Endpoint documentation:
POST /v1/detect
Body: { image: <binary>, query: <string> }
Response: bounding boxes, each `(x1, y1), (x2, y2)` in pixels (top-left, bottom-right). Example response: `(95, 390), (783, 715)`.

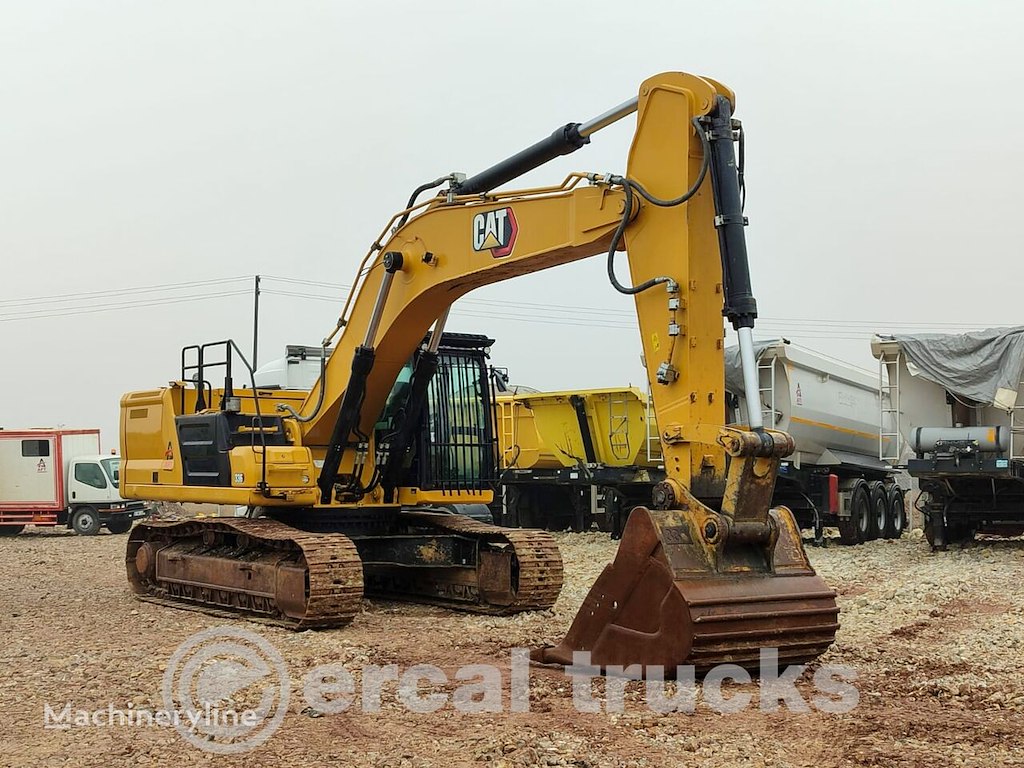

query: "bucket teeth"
(533, 506), (838, 675)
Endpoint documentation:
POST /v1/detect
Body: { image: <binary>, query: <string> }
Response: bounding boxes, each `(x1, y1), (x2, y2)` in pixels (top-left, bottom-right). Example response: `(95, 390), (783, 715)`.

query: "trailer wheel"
(106, 517), (133, 534)
(71, 507), (101, 536)
(0, 525), (25, 536)
(867, 482), (889, 541)
(924, 513), (946, 551)
(947, 521), (977, 545)
(885, 487), (907, 539)
(839, 482), (870, 544)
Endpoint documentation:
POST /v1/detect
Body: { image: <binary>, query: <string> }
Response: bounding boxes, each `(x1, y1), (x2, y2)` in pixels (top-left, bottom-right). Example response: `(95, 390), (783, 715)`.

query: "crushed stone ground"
(1, 526), (1022, 767)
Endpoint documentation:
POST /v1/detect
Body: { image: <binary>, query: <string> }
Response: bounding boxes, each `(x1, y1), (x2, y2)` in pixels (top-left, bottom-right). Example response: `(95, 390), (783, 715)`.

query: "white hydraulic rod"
(737, 326), (764, 431)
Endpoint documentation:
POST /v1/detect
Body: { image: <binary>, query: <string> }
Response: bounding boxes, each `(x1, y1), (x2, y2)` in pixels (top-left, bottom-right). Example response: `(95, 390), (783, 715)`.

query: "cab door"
(67, 460), (116, 505)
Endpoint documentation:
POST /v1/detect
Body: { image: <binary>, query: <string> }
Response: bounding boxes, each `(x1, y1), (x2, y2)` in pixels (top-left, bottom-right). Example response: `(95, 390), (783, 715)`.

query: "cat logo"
(472, 207), (518, 259)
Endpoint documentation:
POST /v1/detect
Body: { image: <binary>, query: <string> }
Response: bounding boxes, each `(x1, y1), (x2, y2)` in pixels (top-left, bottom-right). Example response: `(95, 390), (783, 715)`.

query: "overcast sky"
(2, 0), (1021, 447)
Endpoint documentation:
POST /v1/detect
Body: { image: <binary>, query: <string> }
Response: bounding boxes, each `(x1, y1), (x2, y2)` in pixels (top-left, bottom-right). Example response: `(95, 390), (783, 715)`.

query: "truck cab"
(64, 454), (150, 535)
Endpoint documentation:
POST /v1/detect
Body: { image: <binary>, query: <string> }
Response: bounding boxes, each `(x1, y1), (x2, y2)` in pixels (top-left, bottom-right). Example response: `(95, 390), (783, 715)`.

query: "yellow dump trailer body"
(497, 387), (659, 470)
(494, 395), (562, 470)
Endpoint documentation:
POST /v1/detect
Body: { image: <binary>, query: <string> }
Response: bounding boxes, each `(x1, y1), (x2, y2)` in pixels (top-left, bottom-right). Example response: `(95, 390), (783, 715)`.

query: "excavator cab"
(376, 333), (499, 500)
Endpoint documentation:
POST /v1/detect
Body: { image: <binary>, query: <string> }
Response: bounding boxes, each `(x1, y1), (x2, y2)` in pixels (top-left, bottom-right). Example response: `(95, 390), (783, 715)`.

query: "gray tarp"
(724, 338), (785, 395)
(885, 326), (1024, 410)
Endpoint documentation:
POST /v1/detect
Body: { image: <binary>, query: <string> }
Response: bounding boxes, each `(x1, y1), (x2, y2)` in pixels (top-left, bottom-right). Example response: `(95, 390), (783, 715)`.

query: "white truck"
(0, 428), (149, 536)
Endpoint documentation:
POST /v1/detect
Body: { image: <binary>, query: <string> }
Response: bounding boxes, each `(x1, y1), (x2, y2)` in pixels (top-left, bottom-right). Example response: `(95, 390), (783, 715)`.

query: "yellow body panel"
(494, 396), (562, 470)
(497, 388), (658, 469)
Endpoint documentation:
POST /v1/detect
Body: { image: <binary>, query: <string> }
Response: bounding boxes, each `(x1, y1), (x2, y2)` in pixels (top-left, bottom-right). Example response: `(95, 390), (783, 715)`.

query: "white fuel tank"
(910, 426), (1009, 453)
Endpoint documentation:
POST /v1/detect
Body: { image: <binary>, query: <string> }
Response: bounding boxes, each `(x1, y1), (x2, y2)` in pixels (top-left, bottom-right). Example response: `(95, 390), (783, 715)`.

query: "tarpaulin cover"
(884, 327), (1024, 410)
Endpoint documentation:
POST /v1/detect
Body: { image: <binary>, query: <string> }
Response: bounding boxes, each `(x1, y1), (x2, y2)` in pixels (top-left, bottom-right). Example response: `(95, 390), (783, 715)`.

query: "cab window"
(101, 457), (120, 485)
(74, 462), (108, 489)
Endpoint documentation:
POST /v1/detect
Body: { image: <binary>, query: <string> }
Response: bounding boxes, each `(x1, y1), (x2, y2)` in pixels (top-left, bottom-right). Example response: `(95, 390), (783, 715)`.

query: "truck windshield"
(102, 457), (120, 486)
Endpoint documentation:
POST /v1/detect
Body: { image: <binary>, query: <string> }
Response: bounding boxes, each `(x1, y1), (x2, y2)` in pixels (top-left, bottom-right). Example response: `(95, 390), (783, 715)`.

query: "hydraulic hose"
(606, 116), (710, 295)
(394, 174), (458, 231)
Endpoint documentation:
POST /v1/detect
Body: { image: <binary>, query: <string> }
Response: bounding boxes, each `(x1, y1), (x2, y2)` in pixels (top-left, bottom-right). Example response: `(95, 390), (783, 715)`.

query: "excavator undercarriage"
(127, 510), (563, 628)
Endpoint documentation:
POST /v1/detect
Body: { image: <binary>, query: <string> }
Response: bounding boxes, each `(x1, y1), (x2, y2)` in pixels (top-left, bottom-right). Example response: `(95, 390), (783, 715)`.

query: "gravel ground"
(1, 525), (1022, 767)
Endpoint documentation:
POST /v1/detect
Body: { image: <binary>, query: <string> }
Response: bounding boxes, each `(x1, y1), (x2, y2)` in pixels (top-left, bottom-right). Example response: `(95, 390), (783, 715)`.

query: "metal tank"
(731, 341), (896, 470)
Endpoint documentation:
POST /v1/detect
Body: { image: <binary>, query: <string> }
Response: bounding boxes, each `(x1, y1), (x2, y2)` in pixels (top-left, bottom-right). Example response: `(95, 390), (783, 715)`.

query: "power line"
(0, 290), (251, 322)
(0, 272), (1014, 339)
(260, 275), (1014, 331)
(0, 276), (250, 307)
(260, 289), (639, 331)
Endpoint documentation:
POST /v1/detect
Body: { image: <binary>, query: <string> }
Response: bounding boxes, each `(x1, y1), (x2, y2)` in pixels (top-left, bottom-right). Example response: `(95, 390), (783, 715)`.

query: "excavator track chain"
(126, 518), (363, 629)
(360, 511), (564, 613)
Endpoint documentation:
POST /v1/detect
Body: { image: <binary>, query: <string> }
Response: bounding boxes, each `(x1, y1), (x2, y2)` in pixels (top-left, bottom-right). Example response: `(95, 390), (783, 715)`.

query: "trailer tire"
(106, 517), (133, 534)
(924, 513), (947, 551)
(867, 481), (888, 541)
(885, 487), (907, 539)
(839, 481), (870, 544)
(71, 507), (101, 536)
(0, 525), (25, 536)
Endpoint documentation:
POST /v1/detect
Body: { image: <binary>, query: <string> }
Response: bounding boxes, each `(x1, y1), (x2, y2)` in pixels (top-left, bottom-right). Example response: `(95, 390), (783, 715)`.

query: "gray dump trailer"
(872, 327), (1024, 549)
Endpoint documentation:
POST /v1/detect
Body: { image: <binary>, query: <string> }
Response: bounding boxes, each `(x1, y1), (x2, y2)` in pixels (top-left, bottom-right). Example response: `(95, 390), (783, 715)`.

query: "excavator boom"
(120, 72), (838, 673)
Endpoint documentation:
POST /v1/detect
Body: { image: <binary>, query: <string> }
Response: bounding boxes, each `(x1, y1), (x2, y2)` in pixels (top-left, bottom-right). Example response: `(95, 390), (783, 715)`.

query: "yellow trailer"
(497, 387), (658, 469)
(495, 387), (661, 531)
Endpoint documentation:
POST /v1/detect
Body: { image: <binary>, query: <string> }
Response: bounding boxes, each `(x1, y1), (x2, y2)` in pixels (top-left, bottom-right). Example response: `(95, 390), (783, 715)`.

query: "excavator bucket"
(533, 429), (839, 675)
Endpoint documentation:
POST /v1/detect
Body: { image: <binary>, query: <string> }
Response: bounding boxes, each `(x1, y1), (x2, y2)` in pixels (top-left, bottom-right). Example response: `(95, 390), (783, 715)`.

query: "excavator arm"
(302, 74), (753, 507)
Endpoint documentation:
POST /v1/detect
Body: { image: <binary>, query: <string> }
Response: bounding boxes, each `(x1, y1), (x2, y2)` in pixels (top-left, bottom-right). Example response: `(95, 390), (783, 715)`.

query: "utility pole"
(252, 274), (261, 369)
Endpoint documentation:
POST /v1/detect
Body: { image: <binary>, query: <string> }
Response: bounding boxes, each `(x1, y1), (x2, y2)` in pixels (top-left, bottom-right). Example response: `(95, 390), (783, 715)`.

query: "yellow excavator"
(120, 72), (838, 672)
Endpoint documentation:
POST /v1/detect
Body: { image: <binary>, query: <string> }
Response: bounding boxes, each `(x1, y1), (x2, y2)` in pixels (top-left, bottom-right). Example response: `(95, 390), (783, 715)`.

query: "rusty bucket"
(533, 429), (839, 675)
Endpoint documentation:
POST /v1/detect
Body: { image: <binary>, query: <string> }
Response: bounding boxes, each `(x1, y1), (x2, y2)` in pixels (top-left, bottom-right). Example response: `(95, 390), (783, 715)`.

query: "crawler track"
(127, 513), (563, 627)
(126, 518), (363, 629)
(358, 514), (565, 618)
(392, 511), (564, 612)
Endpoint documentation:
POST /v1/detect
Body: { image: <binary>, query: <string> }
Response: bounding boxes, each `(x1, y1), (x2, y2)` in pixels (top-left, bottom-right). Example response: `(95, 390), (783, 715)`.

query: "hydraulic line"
(605, 116), (711, 296)
(316, 252), (404, 502)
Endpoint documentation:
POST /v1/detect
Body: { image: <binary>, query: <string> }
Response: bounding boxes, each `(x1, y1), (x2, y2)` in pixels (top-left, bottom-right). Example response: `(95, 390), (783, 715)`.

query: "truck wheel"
(867, 481), (889, 541)
(885, 487), (907, 539)
(854, 482), (871, 543)
(925, 513), (947, 551)
(0, 525), (25, 536)
(71, 507), (101, 536)
(106, 517), (133, 534)
(838, 482), (870, 545)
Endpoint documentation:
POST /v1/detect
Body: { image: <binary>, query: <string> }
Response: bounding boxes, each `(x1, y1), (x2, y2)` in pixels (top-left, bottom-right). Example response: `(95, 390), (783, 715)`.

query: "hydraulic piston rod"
(705, 95), (764, 432)
(451, 97), (639, 196)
